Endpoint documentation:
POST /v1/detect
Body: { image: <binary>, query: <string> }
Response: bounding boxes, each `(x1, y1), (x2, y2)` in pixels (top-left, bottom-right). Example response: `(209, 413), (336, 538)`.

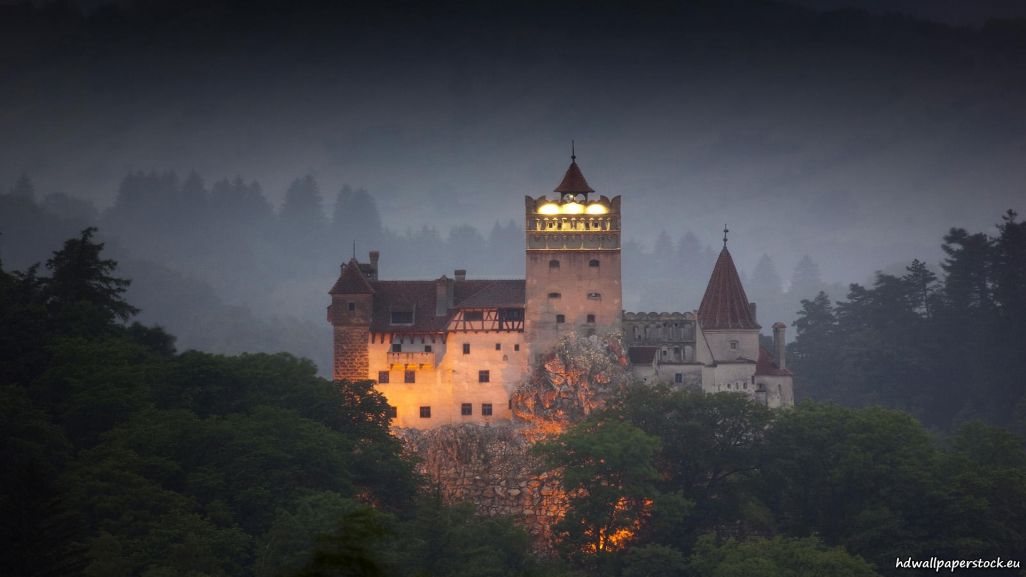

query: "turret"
(328, 257), (375, 381)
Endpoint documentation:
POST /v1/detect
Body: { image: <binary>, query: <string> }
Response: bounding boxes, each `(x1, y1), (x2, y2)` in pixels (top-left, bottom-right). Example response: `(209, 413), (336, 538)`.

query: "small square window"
(730, 341), (738, 350)
(463, 343), (471, 355)
(589, 259), (600, 267)
(347, 302), (356, 312)
(461, 403), (472, 416)
(387, 406), (397, 419)
(424, 345), (432, 353)
(479, 370), (490, 383)
(481, 403), (493, 416)
(556, 314), (566, 324)
(391, 343), (402, 353)
(549, 259), (560, 269)
(419, 406), (431, 418)
(586, 314), (596, 323)
(377, 371), (389, 383)
(514, 344), (520, 352)
(495, 343), (502, 351)
(675, 373), (683, 384)
(405, 370), (416, 383)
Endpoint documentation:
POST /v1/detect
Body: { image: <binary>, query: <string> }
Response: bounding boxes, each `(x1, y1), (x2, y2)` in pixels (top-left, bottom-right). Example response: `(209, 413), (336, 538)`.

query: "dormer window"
(390, 309), (414, 325)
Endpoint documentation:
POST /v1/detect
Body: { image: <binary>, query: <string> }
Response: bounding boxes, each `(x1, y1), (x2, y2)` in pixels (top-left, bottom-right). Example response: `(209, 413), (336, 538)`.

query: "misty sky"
(2, 0), (1024, 286)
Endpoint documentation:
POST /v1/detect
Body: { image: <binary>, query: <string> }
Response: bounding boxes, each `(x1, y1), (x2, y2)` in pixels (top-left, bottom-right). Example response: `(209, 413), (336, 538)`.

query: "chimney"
(454, 269), (467, 282)
(772, 322), (787, 370)
(435, 275), (454, 315)
(368, 251), (380, 281)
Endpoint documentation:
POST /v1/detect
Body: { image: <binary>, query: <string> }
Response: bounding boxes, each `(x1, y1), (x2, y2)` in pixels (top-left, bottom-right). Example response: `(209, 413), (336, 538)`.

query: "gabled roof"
(698, 246), (760, 330)
(755, 347), (792, 376)
(456, 280), (525, 308)
(367, 279), (527, 333)
(330, 258), (374, 295)
(554, 160), (595, 194)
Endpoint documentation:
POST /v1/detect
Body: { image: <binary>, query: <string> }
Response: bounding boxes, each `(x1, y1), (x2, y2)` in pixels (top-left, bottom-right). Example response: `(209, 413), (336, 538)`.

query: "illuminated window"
(479, 370), (490, 383)
(586, 314), (596, 323)
(482, 403), (493, 416)
(556, 314), (566, 324)
(461, 403), (472, 416)
(387, 406), (397, 418)
(463, 343), (471, 355)
(377, 371), (389, 383)
(419, 406), (431, 418)
(589, 259), (600, 267)
(405, 370), (416, 383)
(549, 259), (560, 269)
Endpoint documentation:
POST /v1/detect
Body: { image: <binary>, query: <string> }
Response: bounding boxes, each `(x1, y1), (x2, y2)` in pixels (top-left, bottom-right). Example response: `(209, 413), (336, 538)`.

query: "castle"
(328, 155), (793, 428)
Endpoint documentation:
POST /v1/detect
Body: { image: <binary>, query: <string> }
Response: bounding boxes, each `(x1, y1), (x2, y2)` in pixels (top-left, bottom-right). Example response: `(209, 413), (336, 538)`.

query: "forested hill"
(3, 228), (1026, 576)
(789, 210), (1026, 432)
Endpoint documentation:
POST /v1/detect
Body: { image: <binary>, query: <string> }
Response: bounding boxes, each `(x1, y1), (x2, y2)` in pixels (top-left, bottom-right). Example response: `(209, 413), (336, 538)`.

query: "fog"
(2, 0), (1023, 375)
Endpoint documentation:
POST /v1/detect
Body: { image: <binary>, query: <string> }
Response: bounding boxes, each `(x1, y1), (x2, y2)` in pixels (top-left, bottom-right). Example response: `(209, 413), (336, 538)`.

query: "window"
(419, 406), (431, 418)
(347, 302), (356, 312)
(405, 370), (416, 383)
(514, 344), (520, 351)
(464, 310), (484, 321)
(729, 340), (738, 351)
(549, 259), (560, 269)
(556, 314), (566, 324)
(661, 348), (668, 357)
(390, 310), (414, 325)
(462, 343), (471, 355)
(495, 343), (502, 351)
(587, 292), (601, 300)
(498, 308), (524, 323)
(586, 314), (596, 323)
(589, 259), (600, 267)
(675, 373), (683, 384)
(479, 370), (490, 383)
(482, 403), (493, 416)
(461, 403), (472, 416)
(508, 398), (513, 409)
(548, 292), (561, 299)
(391, 343), (402, 353)
(387, 406), (397, 419)
(377, 371), (389, 383)
(424, 345), (432, 353)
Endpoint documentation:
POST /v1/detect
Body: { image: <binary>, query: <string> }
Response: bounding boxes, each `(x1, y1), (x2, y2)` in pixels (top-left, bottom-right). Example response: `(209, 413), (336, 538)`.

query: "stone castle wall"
(332, 326), (369, 382)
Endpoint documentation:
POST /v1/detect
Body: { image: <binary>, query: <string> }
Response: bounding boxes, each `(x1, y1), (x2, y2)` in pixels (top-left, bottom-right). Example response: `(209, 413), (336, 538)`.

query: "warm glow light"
(539, 202), (560, 215)
(561, 202), (584, 214)
(585, 203), (608, 215)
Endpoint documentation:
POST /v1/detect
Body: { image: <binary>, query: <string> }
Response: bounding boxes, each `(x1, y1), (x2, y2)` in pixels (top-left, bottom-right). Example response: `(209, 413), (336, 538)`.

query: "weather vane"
(571, 139), (576, 162)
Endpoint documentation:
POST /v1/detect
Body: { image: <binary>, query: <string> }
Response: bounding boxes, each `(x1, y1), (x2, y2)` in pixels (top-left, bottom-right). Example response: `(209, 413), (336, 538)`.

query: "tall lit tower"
(524, 149), (622, 357)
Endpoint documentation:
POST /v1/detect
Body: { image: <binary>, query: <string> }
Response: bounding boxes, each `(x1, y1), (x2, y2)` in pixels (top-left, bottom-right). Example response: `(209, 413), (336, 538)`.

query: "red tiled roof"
(755, 347), (792, 376)
(628, 346), (658, 365)
(329, 258), (374, 295)
(554, 160), (595, 194)
(367, 279), (526, 333)
(698, 247), (760, 330)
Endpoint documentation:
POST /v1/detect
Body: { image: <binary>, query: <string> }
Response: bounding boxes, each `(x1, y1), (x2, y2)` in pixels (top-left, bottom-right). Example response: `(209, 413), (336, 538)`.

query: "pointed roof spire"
(698, 245), (760, 330)
(330, 257), (375, 294)
(554, 142), (595, 195)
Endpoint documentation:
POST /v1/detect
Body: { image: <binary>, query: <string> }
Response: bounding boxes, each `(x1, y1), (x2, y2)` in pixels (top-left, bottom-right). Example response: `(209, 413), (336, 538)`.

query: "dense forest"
(3, 228), (1025, 576)
(0, 173), (835, 378)
(789, 210), (1026, 432)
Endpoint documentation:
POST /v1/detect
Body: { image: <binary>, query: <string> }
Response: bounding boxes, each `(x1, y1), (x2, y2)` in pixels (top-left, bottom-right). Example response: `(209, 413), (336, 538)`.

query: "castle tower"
(697, 241), (761, 362)
(524, 153), (622, 357)
(327, 257), (374, 381)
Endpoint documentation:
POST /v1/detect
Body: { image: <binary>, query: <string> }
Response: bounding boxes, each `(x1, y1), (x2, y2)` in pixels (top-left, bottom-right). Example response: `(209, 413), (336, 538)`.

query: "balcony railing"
(387, 351), (436, 367)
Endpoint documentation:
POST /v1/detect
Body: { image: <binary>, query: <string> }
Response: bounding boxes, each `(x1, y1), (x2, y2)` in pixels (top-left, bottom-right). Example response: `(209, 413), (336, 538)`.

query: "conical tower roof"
(698, 246), (760, 330)
(554, 160), (595, 195)
(330, 258), (375, 294)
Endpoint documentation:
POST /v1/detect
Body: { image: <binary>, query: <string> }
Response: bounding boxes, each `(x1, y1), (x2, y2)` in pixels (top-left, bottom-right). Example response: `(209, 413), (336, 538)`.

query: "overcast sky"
(2, 0), (1024, 284)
